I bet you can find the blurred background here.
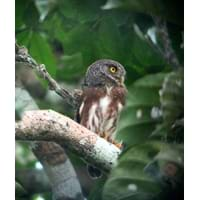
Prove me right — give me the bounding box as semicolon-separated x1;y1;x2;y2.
15;0;184;200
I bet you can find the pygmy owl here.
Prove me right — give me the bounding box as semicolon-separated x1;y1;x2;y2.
76;59;127;178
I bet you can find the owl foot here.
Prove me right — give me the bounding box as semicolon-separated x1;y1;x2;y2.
112;140;123;150
100;133;123;150
100;132;109;140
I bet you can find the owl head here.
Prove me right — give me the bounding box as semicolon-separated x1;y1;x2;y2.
84;59;126;87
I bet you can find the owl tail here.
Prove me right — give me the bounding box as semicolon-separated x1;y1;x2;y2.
87;164;102;179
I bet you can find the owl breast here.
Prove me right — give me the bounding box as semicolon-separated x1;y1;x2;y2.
78;87;126;139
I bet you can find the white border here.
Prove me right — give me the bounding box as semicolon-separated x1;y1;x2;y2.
185;0;200;200
0;0;198;199
0;0;15;199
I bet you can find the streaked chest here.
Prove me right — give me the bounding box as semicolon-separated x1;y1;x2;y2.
78;86;126;137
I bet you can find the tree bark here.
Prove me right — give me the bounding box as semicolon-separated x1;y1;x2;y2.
16;110;121;173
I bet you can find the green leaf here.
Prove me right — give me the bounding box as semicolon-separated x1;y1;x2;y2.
56;52;84;82
62;24;96;66
116;73;166;146
16;30;32;47
117;24;168;77
131;25;166;69
153;69;184;141
16;142;37;168
102;0;183;25
144;144;184;189
30;33;57;77
88;178;107;200
23;0;40;28
133;73;167;88
58;0;101;24
160;70;184;121
16;32;57;78
127;88;160;107
15;0;29;29
94;17;124;60
45;13;69;42
15;181;28;198
102;141;183;200
34;0;58;21
168;25;184;65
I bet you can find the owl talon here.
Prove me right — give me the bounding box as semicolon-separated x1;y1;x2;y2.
100;133;123;150
113;140;123;150
100;132;109;140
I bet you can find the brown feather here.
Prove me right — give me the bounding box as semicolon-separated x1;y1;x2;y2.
77;86;126;139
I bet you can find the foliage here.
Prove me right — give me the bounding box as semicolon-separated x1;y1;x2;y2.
15;0;184;200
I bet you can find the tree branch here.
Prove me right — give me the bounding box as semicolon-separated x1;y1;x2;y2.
16;110;121;172
151;16;182;69
15;88;84;200
32;142;84;200
15;43;82;108
16;168;95;196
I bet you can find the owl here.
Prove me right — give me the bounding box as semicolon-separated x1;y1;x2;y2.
76;59;127;178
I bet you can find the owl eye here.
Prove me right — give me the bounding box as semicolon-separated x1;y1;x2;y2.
109;66;117;73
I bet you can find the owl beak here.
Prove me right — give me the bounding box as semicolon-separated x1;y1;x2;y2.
119;76;125;86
